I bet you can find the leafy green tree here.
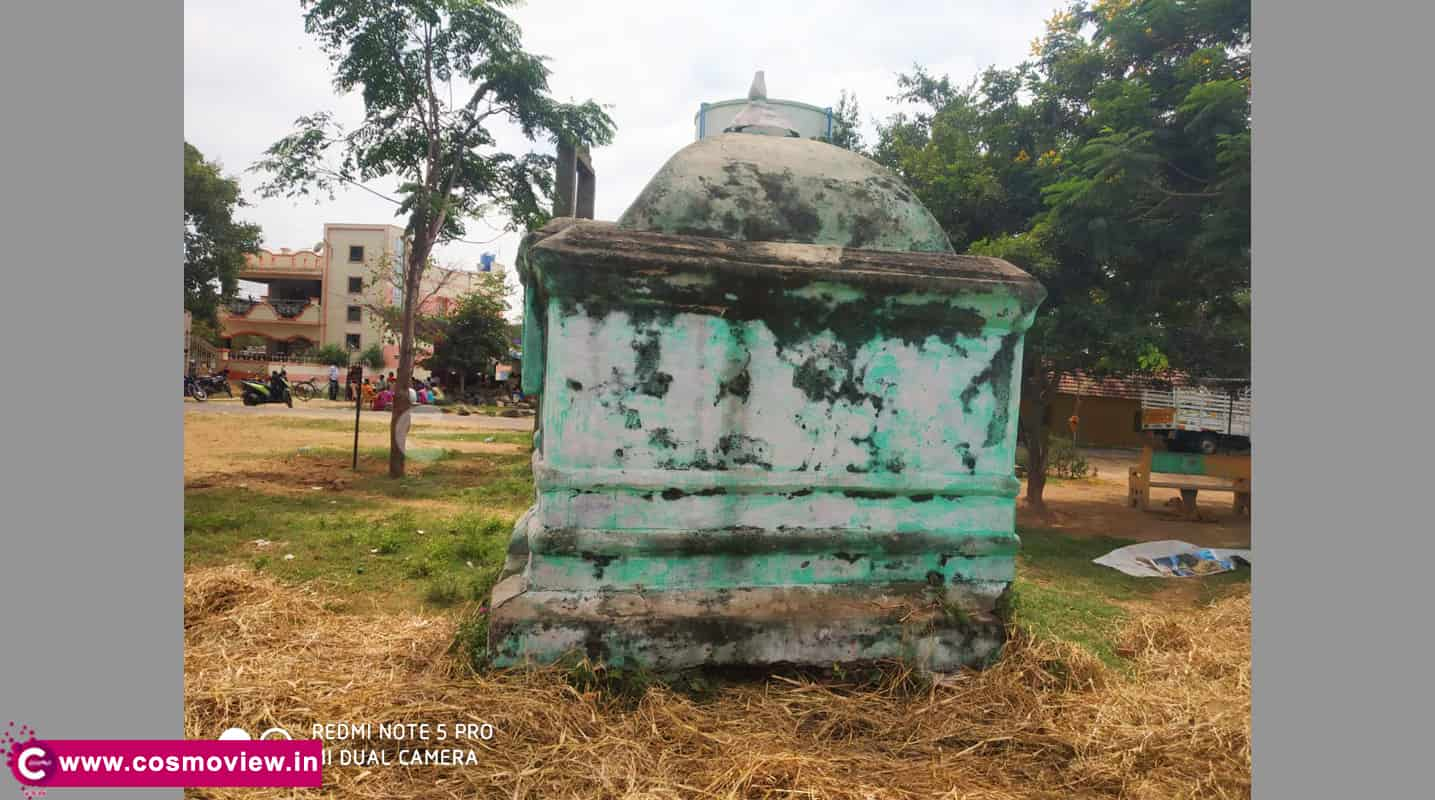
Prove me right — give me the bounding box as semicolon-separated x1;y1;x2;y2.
253;0;615;477
358;343;387;371
313;343;353;367
874;0;1250;507
819;90;865;153
184;142;262;327
419;270;511;397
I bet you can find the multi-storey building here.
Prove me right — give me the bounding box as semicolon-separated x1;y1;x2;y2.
218;223;488;380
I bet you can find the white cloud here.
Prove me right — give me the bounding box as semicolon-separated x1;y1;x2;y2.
185;0;1055;303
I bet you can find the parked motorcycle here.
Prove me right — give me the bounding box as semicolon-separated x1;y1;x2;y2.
184;374;208;402
195;370;233;398
239;373;293;407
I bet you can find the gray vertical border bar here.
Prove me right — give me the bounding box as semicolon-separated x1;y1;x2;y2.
1257;1;1434;798
0;1;182;797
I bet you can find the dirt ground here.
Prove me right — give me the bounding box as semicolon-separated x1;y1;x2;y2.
183;409;526;498
1019;447;1252;548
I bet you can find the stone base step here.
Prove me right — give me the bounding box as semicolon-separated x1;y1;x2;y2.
486;577;1010;673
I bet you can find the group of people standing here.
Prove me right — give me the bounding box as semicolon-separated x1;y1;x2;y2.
326;363;443;411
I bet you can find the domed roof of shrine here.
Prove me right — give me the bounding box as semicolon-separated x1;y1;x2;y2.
617;77;954;254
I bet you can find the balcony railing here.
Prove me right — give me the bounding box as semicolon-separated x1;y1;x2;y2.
242;249;324;276
229;349;330;364
269;299;309;318
222;298;322;325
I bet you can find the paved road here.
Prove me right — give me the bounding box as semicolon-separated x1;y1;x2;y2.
183;399;536;430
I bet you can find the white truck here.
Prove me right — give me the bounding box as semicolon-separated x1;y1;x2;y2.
1139;383;1251;454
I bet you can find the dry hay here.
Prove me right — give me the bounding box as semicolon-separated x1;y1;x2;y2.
184;567;1250;800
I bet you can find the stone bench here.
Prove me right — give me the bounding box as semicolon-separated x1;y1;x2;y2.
1128;446;1251;518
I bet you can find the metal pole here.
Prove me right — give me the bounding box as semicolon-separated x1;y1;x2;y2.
353;366;362;470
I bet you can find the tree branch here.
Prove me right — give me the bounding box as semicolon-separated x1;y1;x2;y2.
1146;178;1222;198
316;166;402;205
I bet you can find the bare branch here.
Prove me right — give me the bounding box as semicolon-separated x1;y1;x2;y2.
418;265;462;307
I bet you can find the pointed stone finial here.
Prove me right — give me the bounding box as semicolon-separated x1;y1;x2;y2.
724;70;799;137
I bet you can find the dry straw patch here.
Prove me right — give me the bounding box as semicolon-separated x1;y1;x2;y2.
184;567;1249;800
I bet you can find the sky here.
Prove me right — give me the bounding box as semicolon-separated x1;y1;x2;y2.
184;0;1056;302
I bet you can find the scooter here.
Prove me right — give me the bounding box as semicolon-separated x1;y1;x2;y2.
239;374;293;407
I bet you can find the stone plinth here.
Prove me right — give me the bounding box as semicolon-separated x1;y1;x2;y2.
488;130;1044;673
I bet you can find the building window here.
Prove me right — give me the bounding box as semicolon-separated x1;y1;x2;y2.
347;305;362;323
345;334;361;350
347;276;363;293
348;245;364;263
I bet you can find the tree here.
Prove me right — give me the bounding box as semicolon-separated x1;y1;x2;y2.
358;343;387;371
253;0;615;477
185;142;262;327
361;254;465;347
419;269;511;397
873;0;1250;508
313;343;353;367
820;90;865;153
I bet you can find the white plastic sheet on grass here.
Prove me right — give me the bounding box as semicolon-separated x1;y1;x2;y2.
1093;539;1251;578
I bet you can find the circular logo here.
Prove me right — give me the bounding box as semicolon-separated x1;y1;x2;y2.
12;741;57;786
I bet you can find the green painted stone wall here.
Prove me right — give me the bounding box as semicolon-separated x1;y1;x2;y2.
506;221;1041;601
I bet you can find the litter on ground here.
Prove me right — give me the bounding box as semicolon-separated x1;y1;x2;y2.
1094;539;1250;578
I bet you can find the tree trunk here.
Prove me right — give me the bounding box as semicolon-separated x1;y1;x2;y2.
459;370;466;401
1019;370;1055;511
389;242;428;478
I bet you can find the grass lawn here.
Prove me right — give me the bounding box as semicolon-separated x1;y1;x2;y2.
184;415;1249;668
1012;528;1248;667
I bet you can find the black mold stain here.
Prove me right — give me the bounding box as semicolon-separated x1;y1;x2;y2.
632;330;673;398
579;551;618;580
800;560;811;569
910;494;935;503
791;346;885;412
660;487;729;501
613;448;625;459
715;359;752;405
648;427;679;449
925;570;945;587
787;488;814;498
623;408;642;430
847;213;882;249
754;169;823;241
833;552;865;564
846;431;905;476
842;489;890;500
566;379;584;391
959;444;978;474
658;448;731;471
959;331;1021;448
721;162;746;187
716;433;773;469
